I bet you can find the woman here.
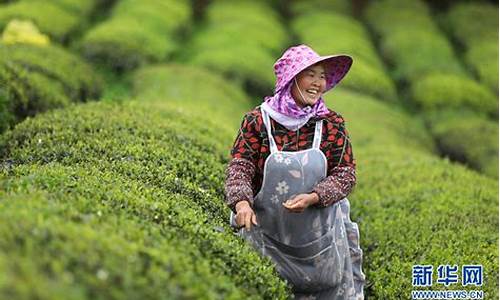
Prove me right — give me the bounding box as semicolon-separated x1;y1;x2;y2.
224;44;365;299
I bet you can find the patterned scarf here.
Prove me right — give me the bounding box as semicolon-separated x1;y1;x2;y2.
262;80;330;131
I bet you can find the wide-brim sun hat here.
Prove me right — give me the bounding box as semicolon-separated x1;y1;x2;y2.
273;44;353;94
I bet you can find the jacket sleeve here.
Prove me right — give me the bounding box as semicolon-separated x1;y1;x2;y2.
224;111;261;213
312;116;357;207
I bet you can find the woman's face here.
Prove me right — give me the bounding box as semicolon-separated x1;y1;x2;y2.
291;63;327;108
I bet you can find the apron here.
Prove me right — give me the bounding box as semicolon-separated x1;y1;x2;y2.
230;108;366;299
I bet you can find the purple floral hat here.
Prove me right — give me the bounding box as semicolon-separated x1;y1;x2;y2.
273;44;353;94
262;44;353;129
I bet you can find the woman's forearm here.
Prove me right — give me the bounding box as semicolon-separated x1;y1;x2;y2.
224;158;256;213
312;166;356;207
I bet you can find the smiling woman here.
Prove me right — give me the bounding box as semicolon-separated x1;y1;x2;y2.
224;44;365;299
292;63;327;108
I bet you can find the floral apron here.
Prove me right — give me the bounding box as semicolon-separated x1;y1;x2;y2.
230;108;365;299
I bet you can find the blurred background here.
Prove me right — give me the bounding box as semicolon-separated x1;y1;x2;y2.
0;0;498;299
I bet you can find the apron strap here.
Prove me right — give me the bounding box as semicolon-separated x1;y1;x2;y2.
261;108;279;153
312;120;323;149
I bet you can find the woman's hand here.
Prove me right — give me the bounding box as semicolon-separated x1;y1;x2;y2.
282;193;320;213
235;200;258;231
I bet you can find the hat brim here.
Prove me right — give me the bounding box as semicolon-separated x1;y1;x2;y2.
273;50;354;94
319;54;353;91
302;54;353;92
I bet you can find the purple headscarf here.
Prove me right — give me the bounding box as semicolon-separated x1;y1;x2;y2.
262;44;353;130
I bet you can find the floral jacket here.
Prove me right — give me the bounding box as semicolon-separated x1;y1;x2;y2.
224;106;356;213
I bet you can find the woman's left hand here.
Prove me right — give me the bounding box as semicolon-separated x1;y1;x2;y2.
282;193;319;213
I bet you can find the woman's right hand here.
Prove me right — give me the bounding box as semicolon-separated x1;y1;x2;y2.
235;200;258;231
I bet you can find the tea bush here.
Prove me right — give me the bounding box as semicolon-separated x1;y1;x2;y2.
1;19;50;45
443;2;498;92
291;10;397;102
26;0;100;16
292;11;381;69
365;0;465;82
329;88;435;154
464;40;499;93
185;0;287;94
326;89;498;299
379;28;465;82
132;64;253;128
290;0;352;16
0;177;248;300
0;62;69;128
424;110;499;178
0;43;102;132
443;2;498;47
0;57;292;297
206;1;285;51
0;100;292;299
1;43;102;100
364;0;436;38
0;0;104;42
363;0;498;178
187;42;276;94
411;73;498;116
79;0;190;70
0;1;77;41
